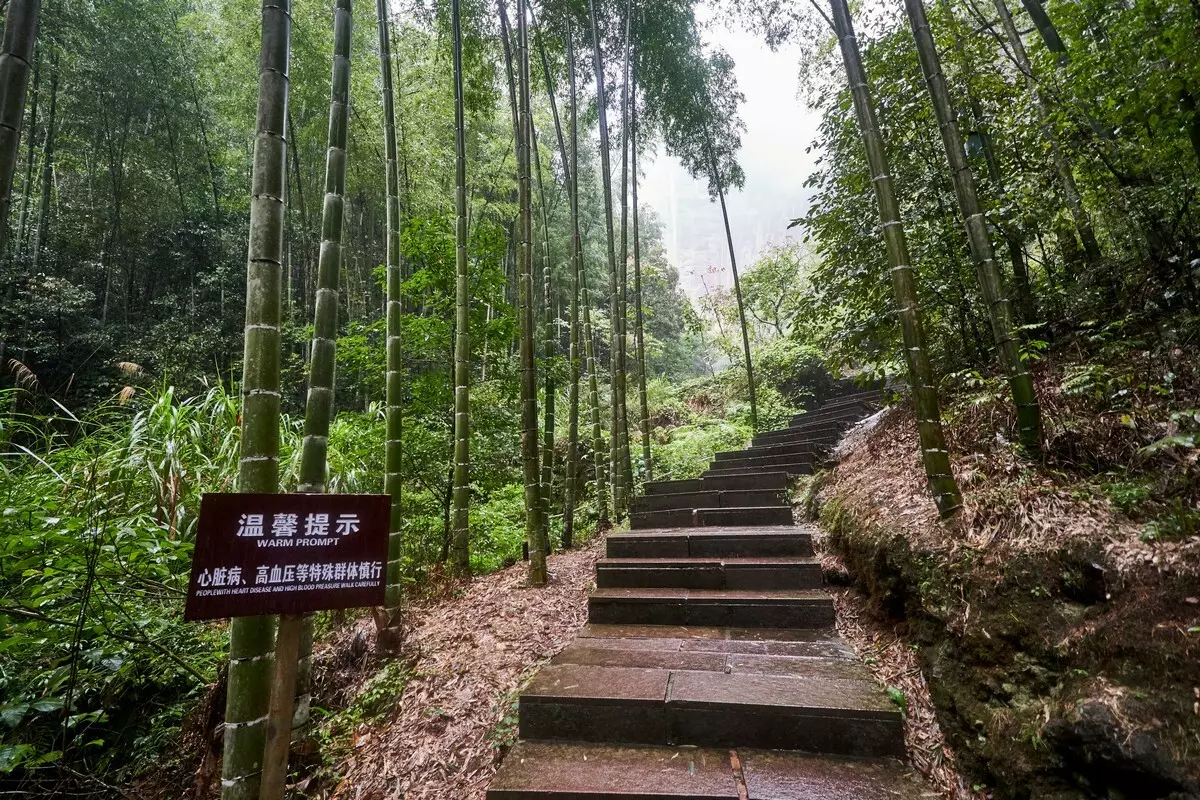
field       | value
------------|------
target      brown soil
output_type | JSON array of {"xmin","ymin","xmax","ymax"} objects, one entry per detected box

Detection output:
[{"xmin": 814, "ymin": 398, "xmax": 1200, "ymax": 800}]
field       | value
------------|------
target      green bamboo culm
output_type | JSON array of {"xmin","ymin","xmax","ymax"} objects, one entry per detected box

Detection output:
[
  {"xmin": 292, "ymin": 0, "xmax": 352, "ymax": 741},
  {"xmin": 532, "ymin": 122, "xmax": 556, "ymax": 550},
  {"xmin": 533, "ymin": 12, "xmax": 579, "ymax": 548},
  {"xmin": 516, "ymin": 0, "xmax": 546, "ymax": 584},
  {"xmin": 827, "ymin": 0, "xmax": 963, "ymax": 518},
  {"xmin": 703, "ymin": 123, "xmax": 757, "ymax": 433},
  {"xmin": 991, "ymin": 0, "xmax": 1101, "ymax": 270},
  {"xmin": 630, "ymin": 49, "xmax": 651, "ymax": 482},
  {"xmin": 28, "ymin": 53, "xmax": 53, "ymax": 271},
  {"xmin": 568, "ymin": 25, "xmax": 606, "ymax": 527},
  {"xmin": 449, "ymin": 0, "xmax": 471, "ymax": 576},
  {"xmin": 0, "ymin": 0, "xmax": 40, "ymax": 253},
  {"xmin": 588, "ymin": 0, "xmax": 628, "ymax": 521},
  {"xmin": 904, "ymin": 0, "xmax": 1042, "ymax": 454},
  {"xmin": 13, "ymin": 41, "xmax": 38, "ymax": 253},
  {"xmin": 564, "ymin": 23, "xmax": 583, "ymax": 547},
  {"xmin": 376, "ymin": 0, "xmax": 405, "ymax": 645},
  {"xmin": 220, "ymin": 3, "xmax": 291, "ymax": 799},
  {"xmin": 615, "ymin": 0, "xmax": 634, "ymax": 496}
]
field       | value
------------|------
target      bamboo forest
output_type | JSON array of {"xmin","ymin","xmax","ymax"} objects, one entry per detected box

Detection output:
[{"xmin": 0, "ymin": 0, "xmax": 1198, "ymax": 797}]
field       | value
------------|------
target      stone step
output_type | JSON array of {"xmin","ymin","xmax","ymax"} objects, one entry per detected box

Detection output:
[
  {"xmin": 630, "ymin": 488, "xmax": 787, "ymax": 513},
  {"xmin": 706, "ymin": 455, "xmax": 818, "ymax": 474},
  {"xmin": 630, "ymin": 506, "xmax": 794, "ymax": 530},
  {"xmin": 576, "ymin": 624, "xmax": 856, "ymax": 660},
  {"xmin": 517, "ymin": 663, "xmax": 903, "ymax": 756},
  {"xmin": 713, "ymin": 442, "xmax": 819, "ymax": 461},
  {"xmin": 486, "ymin": 741, "xmax": 738, "ymax": 799},
  {"xmin": 606, "ymin": 527, "xmax": 814, "ymax": 559},
  {"xmin": 643, "ymin": 471, "xmax": 792, "ymax": 495},
  {"xmin": 752, "ymin": 427, "xmax": 845, "ymax": 447},
  {"xmin": 788, "ymin": 405, "xmax": 872, "ymax": 429},
  {"xmin": 488, "ymin": 741, "xmax": 926, "ymax": 800},
  {"xmin": 596, "ymin": 556, "xmax": 822, "ymax": 590},
  {"xmin": 587, "ymin": 587, "xmax": 835, "ymax": 628},
  {"xmin": 553, "ymin": 635, "xmax": 867, "ymax": 678}
]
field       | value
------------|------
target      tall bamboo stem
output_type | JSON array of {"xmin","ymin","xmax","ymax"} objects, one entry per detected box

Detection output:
[
  {"xmin": 292, "ymin": 0, "xmax": 352, "ymax": 745},
  {"xmin": 630, "ymin": 50, "xmax": 651, "ymax": 481},
  {"xmin": 905, "ymin": 0, "xmax": 1042, "ymax": 453},
  {"xmin": 828, "ymin": 0, "xmax": 963, "ymax": 517},
  {"xmin": 517, "ymin": 0, "xmax": 546, "ymax": 583},
  {"xmin": 0, "ymin": 0, "xmax": 39, "ymax": 252},
  {"xmin": 588, "ymin": 0, "xmax": 628, "ymax": 520},
  {"xmin": 220, "ymin": 3, "xmax": 291, "ymax": 798},
  {"xmin": 449, "ymin": 0, "xmax": 472, "ymax": 576},
  {"xmin": 377, "ymin": 0, "xmax": 405, "ymax": 643}
]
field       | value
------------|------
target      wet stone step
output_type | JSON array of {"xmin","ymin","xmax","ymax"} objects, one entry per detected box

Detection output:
[
  {"xmin": 518, "ymin": 664, "xmax": 904, "ymax": 757},
  {"xmin": 630, "ymin": 506, "xmax": 794, "ymax": 530},
  {"xmin": 587, "ymin": 587, "xmax": 836, "ymax": 628},
  {"xmin": 595, "ymin": 556, "xmax": 822, "ymax": 590},
  {"xmin": 704, "ymin": 458, "xmax": 816, "ymax": 476},
  {"xmin": 577, "ymin": 624, "xmax": 857, "ymax": 660},
  {"xmin": 752, "ymin": 429, "xmax": 845, "ymax": 446},
  {"xmin": 630, "ymin": 488, "xmax": 788, "ymax": 513},
  {"xmin": 486, "ymin": 741, "xmax": 739, "ymax": 799},
  {"xmin": 641, "ymin": 472, "xmax": 793, "ymax": 495},
  {"xmin": 606, "ymin": 528, "xmax": 814, "ymax": 558},
  {"xmin": 740, "ymin": 749, "xmax": 928, "ymax": 799},
  {"xmin": 487, "ymin": 742, "xmax": 925, "ymax": 800},
  {"xmin": 714, "ymin": 444, "xmax": 819, "ymax": 461},
  {"xmin": 552, "ymin": 640, "xmax": 872, "ymax": 682}
]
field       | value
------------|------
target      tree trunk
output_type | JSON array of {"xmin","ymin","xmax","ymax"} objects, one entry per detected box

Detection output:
[
  {"xmin": 828, "ymin": 0, "xmax": 963, "ymax": 517},
  {"xmin": 630, "ymin": 51, "xmax": 652, "ymax": 481},
  {"xmin": 376, "ymin": 0, "xmax": 405, "ymax": 647},
  {"xmin": 516, "ymin": 0, "xmax": 546, "ymax": 584},
  {"xmin": 292, "ymin": 0, "xmax": 352, "ymax": 745},
  {"xmin": 905, "ymin": 0, "xmax": 1042, "ymax": 454},
  {"xmin": 450, "ymin": 0, "xmax": 471, "ymax": 577},
  {"xmin": 220, "ymin": 3, "xmax": 290, "ymax": 799},
  {"xmin": 0, "ymin": 0, "xmax": 39, "ymax": 253},
  {"xmin": 588, "ymin": 0, "xmax": 628, "ymax": 520}
]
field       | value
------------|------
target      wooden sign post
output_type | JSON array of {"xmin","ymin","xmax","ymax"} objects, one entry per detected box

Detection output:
[{"xmin": 186, "ymin": 493, "xmax": 390, "ymax": 799}]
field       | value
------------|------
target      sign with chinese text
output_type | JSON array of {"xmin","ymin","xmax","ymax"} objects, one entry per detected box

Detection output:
[{"xmin": 184, "ymin": 493, "xmax": 390, "ymax": 621}]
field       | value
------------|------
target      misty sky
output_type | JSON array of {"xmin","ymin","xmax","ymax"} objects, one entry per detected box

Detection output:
[{"xmin": 640, "ymin": 11, "xmax": 821, "ymax": 299}]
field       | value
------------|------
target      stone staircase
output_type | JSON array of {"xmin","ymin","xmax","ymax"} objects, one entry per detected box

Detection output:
[{"xmin": 487, "ymin": 390, "xmax": 927, "ymax": 799}]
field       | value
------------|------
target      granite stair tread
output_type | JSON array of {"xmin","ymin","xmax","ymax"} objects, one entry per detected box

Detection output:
[{"xmin": 487, "ymin": 741, "xmax": 925, "ymax": 800}]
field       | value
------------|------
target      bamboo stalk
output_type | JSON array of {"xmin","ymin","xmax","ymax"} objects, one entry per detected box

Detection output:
[
  {"xmin": 828, "ymin": 0, "xmax": 963, "ymax": 517},
  {"xmin": 905, "ymin": 0, "xmax": 1042, "ymax": 453},
  {"xmin": 630, "ymin": 48, "xmax": 652, "ymax": 481},
  {"xmin": 0, "ymin": 0, "xmax": 39, "ymax": 253},
  {"xmin": 450, "ymin": 0, "xmax": 471, "ymax": 576},
  {"xmin": 517, "ymin": 0, "xmax": 546, "ymax": 584},
  {"xmin": 588, "ymin": 0, "xmax": 627, "ymax": 520},
  {"xmin": 377, "ymin": 0, "xmax": 405, "ymax": 644},
  {"xmin": 292, "ymin": 0, "xmax": 353, "ymax": 746},
  {"xmin": 221, "ymin": 3, "xmax": 291, "ymax": 798}
]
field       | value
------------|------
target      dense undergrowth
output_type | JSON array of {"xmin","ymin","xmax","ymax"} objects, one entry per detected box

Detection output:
[
  {"xmin": 0, "ymin": 365, "xmax": 785, "ymax": 793},
  {"xmin": 809, "ymin": 317, "xmax": 1200, "ymax": 800}
]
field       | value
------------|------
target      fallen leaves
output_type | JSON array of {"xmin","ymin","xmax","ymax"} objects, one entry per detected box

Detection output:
[{"xmin": 327, "ymin": 536, "xmax": 603, "ymax": 800}]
